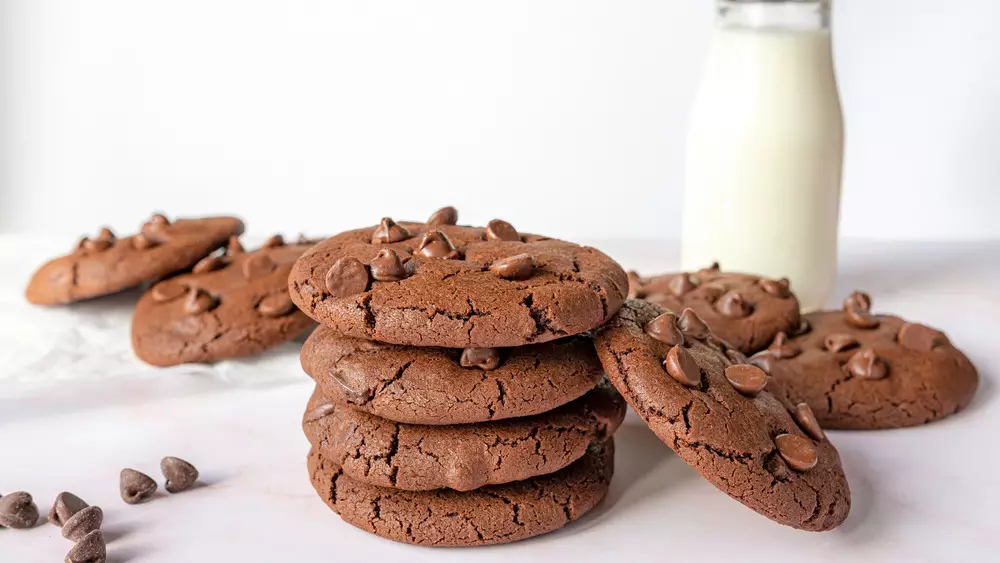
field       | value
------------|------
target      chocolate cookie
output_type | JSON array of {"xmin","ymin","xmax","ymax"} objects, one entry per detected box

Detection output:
[
  {"xmin": 302, "ymin": 381, "xmax": 623, "ymax": 491},
  {"xmin": 131, "ymin": 236, "xmax": 315, "ymax": 366},
  {"xmin": 759, "ymin": 292, "xmax": 979, "ymax": 430},
  {"xmin": 300, "ymin": 325, "xmax": 605, "ymax": 425},
  {"xmin": 307, "ymin": 439, "xmax": 614, "ymax": 546},
  {"xmin": 288, "ymin": 211, "xmax": 628, "ymax": 348},
  {"xmin": 593, "ymin": 300, "xmax": 850, "ymax": 531},
  {"xmin": 632, "ymin": 264, "xmax": 801, "ymax": 355},
  {"xmin": 25, "ymin": 214, "xmax": 244, "ymax": 305}
]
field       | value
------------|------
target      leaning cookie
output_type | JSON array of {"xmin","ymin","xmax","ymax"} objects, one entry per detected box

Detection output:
[
  {"xmin": 131, "ymin": 236, "xmax": 315, "ymax": 366},
  {"xmin": 593, "ymin": 300, "xmax": 850, "ymax": 532},
  {"xmin": 631, "ymin": 264, "xmax": 801, "ymax": 355},
  {"xmin": 25, "ymin": 213, "xmax": 244, "ymax": 305},
  {"xmin": 757, "ymin": 291, "xmax": 979, "ymax": 430}
]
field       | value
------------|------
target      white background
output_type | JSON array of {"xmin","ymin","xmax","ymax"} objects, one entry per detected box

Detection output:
[{"xmin": 2, "ymin": 0, "xmax": 999, "ymax": 241}]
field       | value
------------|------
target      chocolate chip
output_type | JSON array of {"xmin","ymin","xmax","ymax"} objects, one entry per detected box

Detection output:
[
  {"xmin": 328, "ymin": 369, "xmax": 373, "ymax": 404},
  {"xmin": 192, "ymin": 254, "xmax": 227, "ymax": 274},
  {"xmin": 664, "ymin": 345, "xmax": 701, "ymax": 387},
  {"xmin": 748, "ymin": 352, "xmax": 773, "ymax": 374},
  {"xmin": 372, "ymin": 217, "xmax": 410, "ymax": 244},
  {"xmin": 843, "ymin": 291, "xmax": 872, "ymax": 312},
  {"xmin": 667, "ymin": 274, "xmax": 696, "ymax": 297},
  {"xmin": 793, "ymin": 403, "xmax": 826, "ymax": 441},
  {"xmin": 162, "ymin": 457, "xmax": 199, "ymax": 493},
  {"xmin": 724, "ymin": 364, "xmax": 768, "ymax": 397},
  {"xmin": 242, "ymin": 254, "xmax": 277, "ymax": 280},
  {"xmin": 303, "ymin": 403, "xmax": 335, "ymax": 423},
  {"xmin": 486, "ymin": 219, "xmax": 520, "ymax": 242},
  {"xmin": 759, "ymin": 277, "xmax": 791, "ymax": 298},
  {"xmin": 416, "ymin": 230, "xmax": 461, "ymax": 259},
  {"xmin": 120, "ymin": 469, "xmax": 157, "ymax": 504},
  {"xmin": 65, "ymin": 530, "xmax": 106, "ymax": 563},
  {"xmin": 768, "ymin": 332, "xmax": 801, "ymax": 359},
  {"xmin": 148, "ymin": 213, "xmax": 170, "ymax": 228},
  {"xmin": 845, "ymin": 305, "xmax": 880, "ymax": 329},
  {"xmin": 325, "ymin": 257, "xmax": 370, "ymax": 297},
  {"xmin": 716, "ymin": 290, "xmax": 752, "ymax": 318},
  {"xmin": 824, "ymin": 333, "xmax": 859, "ymax": 353},
  {"xmin": 427, "ymin": 206, "xmax": 458, "ymax": 227},
  {"xmin": 262, "ymin": 234, "xmax": 284, "ymax": 248},
  {"xmin": 0, "ymin": 492, "xmax": 39, "ymax": 529},
  {"xmin": 775, "ymin": 434, "xmax": 818, "ymax": 472},
  {"xmin": 677, "ymin": 308, "xmax": 712, "ymax": 340},
  {"xmin": 626, "ymin": 271, "xmax": 642, "ymax": 299},
  {"xmin": 257, "ymin": 293, "xmax": 296, "ymax": 317},
  {"xmin": 48, "ymin": 492, "xmax": 88, "ymax": 527},
  {"xmin": 227, "ymin": 236, "xmax": 245, "ymax": 255},
  {"xmin": 644, "ymin": 313, "xmax": 684, "ymax": 346},
  {"xmin": 490, "ymin": 254, "xmax": 535, "ymax": 280},
  {"xmin": 184, "ymin": 288, "xmax": 218, "ymax": 315},
  {"xmin": 131, "ymin": 233, "xmax": 157, "ymax": 250},
  {"xmin": 460, "ymin": 347, "xmax": 501, "ymax": 370},
  {"xmin": 847, "ymin": 348, "xmax": 887, "ymax": 380},
  {"xmin": 81, "ymin": 236, "xmax": 114, "ymax": 253},
  {"xmin": 898, "ymin": 322, "xmax": 948, "ymax": 351},
  {"xmin": 151, "ymin": 281, "xmax": 188, "ymax": 303},
  {"xmin": 370, "ymin": 248, "xmax": 408, "ymax": 281},
  {"xmin": 61, "ymin": 506, "xmax": 103, "ymax": 541}
]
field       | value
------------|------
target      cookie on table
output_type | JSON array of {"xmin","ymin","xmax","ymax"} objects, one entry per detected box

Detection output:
[
  {"xmin": 593, "ymin": 299, "xmax": 850, "ymax": 531},
  {"xmin": 25, "ymin": 213, "xmax": 244, "ymax": 305},
  {"xmin": 288, "ymin": 207, "xmax": 629, "ymax": 348},
  {"xmin": 302, "ymin": 381, "xmax": 623, "ymax": 491},
  {"xmin": 307, "ymin": 439, "xmax": 614, "ymax": 546},
  {"xmin": 758, "ymin": 291, "xmax": 979, "ymax": 430},
  {"xmin": 131, "ymin": 236, "xmax": 316, "ymax": 366},
  {"xmin": 300, "ymin": 325, "xmax": 605, "ymax": 425},
  {"xmin": 632, "ymin": 264, "xmax": 801, "ymax": 355}
]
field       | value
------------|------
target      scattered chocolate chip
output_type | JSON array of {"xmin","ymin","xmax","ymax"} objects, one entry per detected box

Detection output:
[
  {"xmin": 148, "ymin": 213, "xmax": 170, "ymax": 228},
  {"xmin": 667, "ymin": 274, "xmax": 696, "ymax": 297},
  {"xmin": 257, "ymin": 293, "xmax": 296, "ymax": 317},
  {"xmin": 847, "ymin": 348, "xmax": 887, "ymax": 380},
  {"xmin": 0, "ymin": 492, "xmax": 39, "ymax": 529},
  {"xmin": 151, "ymin": 281, "xmax": 188, "ymax": 303},
  {"xmin": 490, "ymin": 254, "xmax": 535, "ymax": 280},
  {"xmin": 759, "ymin": 277, "xmax": 791, "ymax": 298},
  {"xmin": 626, "ymin": 271, "xmax": 642, "ymax": 299},
  {"xmin": 120, "ymin": 469, "xmax": 157, "ymax": 504},
  {"xmin": 699, "ymin": 262, "xmax": 721, "ymax": 274},
  {"xmin": 227, "ymin": 236, "xmax": 245, "ymax": 255},
  {"xmin": 768, "ymin": 332, "xmax": 801, "ymax": 359},
  {"xmin": 898, "ymin": 322, "xmax": 948, "ymax": 351},
  {"xmin": 65, "ymin": 529, "xmax": 106, "ymax": 563},
  {"xmin": 184, "ymin": 288, "xmax": 218, "ymax": 315},
  {"xmin": 372, "ymin": 217, "xmax": 410, "ymax": 244},
  {"xmin": 644, "ymin": 313, "xmax": 684, "ymax": 346},
  {"xmin": 303, "ymin": 402, "xmax": 335, "ymax": 423},
  {"xmin": 716, "ymin": 290, "xmax": 752, "ymax": 318},
  {"xmin": 262, "ymin": 234, "xmax": 284, "ymax": 248},
  {"xmin": 793, "ymin": 403, "xmax": 826, "ymax": 441},
  {"xmin": 724, "ymin": 364, "xmax": 768, "ymax": 397},
  {"xmin": 824, "ymin": 333, "xmax": 859, "ymax": 353},
  {"xmin": 775, "ymin": 434, "xmax": 818, "ymax": 472},
  {"xmin": 459, "ymin": 347, "xmax": 501, "ymax": 370},
  {"xmin": 663, "ymin": 345, "xmax": 701, "ymax": 387},
  {"xmin": 764, "ymin": 452, "xmax": 791, "ymax": 481},
  {"xmin": 748, "ymin": 352, "xmax": 773, "ymax": 374},
  {"xmin": 61, "ymin": 506, "xmax": 103, "ymax": 542},
  {"xmin": 48, "ymin": 492, "xmax": 88, "ymax": 527},
  {"xmin": 81, "ymin": 236, "xmax": 113, "ymax": 253},
  {"xmin": 162, "ymin": 457, "xmax": 199, "ymax": 493},
  {"xmin": 486, "ymin": 219, "xmax": 520, "ymax": 242},
  {"xmin": 328, "ymin": 369, "xmax": 373, "ymax": 404},
  {"xmin": 192, "ymin": 254, "xmax": 226, "ymax": 274},
  {"xmin": 677, "ymin": 308, "xmax": 712, "ymax": 340},
  {"xmin": 427, "ymin": 206, "xmax": 458, "ymax": 227},
  {"xmin": 845, "ymin": 305, "xmax": 880, "ymax": 329},
  {"xmin": 131, "ymin": 233, "xmax": 157, "ymax": 250},
  {"xmin": 325, "ymin": 257, "xmax": 370, "ymax": 297},
  {"xmin": 416, "ymin": 230, "xmax": 460, "ymax": 259},
  {"xmin": 370, "ymin": 248, "xmax": 408, "ymax": 282},
  {"xmin": 242, "ymin": 254, "xmax": 277, "ymax": 280},
  {"xmin": 843, "ymin": 291, "xmax": 872, "ymax": 312}
]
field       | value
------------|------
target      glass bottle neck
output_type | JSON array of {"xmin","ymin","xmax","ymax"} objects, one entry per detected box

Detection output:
[{"xmin": 717, "ymin": 1, "xmax": 831, "ymax": 31}]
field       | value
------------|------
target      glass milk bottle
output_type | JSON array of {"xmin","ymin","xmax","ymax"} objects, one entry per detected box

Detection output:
[{"xmin": 681, "ymin": 0, "xmax": 844, "ymax": 311}]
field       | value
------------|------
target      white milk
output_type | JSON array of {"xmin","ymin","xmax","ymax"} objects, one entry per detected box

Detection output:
[{"xmin": 682, "ymin": 4, "xmax": 843, "ymax": 311}]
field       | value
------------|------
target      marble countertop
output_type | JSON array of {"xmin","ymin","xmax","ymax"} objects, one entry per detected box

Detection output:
[{"xmin": 1, "ymin": 235, "xmax": 997, "ymax": 562}]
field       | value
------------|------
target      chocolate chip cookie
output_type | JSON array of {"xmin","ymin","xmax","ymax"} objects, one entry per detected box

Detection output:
[
  {"xmin": 302, "ymin": 381, "xmax": 623, "ymax": 491},
  {"xmin": 25, "ymin": 214, "xmax": 245, "ymax": 305},
  {"xmin": 593, "ymin": 299, "xmax": 850, "ymax": 531},
  {"xmin": 288, "ymin": 211, "xmax": 628, "ymax": 348},
  {"xmin": 632, "ymin": 264, "xmax": 801, "ymax": 355},
  {"xmin": 307, "ymin": 439, "xmax": 614, "ymax": 546},
  {"xmin": 131, "ymin": 236, "xmax": 315, "ymax": 366},
  {"xmin": 300, "ymin": 325, "xmax": 605, "ymax": 425},
  {"xmin": 759, "ymin": 291, "xmax": 979, "ymax": 430}
]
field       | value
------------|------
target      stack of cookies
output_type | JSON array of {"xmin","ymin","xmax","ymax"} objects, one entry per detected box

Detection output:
[{"xmin": 287, "ymin": 208, "xmax": 631, "ymax": 546}]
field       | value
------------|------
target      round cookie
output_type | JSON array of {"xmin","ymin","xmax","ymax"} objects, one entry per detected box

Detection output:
[
  {"xmin": 307, "ymin": 440, "xmax": 614, "ymax": 546},
  {"xmin": 288, "ymin": 209, "xmax": 628, "ymax": 348},
  {"xmin": 632, "ymin": 264, "xmax": 801, "ymax": 355},
  {"xmin": 26, "ymin": 213, "xmax": 244, "ymax": 305},
  {"xmin": 302, "ymin": 381, "xmax": 624, "ymax": 491},
  {"xmin": 301, "ymin": 325, "xmax": 605, "ymax": 425},
  {"xmin": 758, "ymin": 291, "xmax": 979, "ymax": 430},
  {"xmin": 593, "ymin": 299, "xmax": 851, "ymax": 532},
  {"xmin": 131, "ymin": 236, "xmax": 316, "ymax": 366}
]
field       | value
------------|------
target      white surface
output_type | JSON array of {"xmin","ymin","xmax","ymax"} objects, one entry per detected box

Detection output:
[
  {"xmin": 3, "ymin": 0, "xmax": 1000, "ymax": 241},
  {"xmin": 1, "ymin": 235, "xmax": 998, "ymax": 562}
]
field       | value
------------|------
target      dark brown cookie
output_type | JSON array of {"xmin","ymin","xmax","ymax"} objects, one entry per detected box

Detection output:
[
  {"xmin": 302, "ymin": 381, "xmax": 623, "ymax": 491},
  {"xmin": 131, "ymin": 237, "xmax": 315, "ymax": 366},
  {"xmin": 25, "ymin": 214, "xmax": 244, "ymax": 305},
  {"xmin": 759, "ymin": 292, "xmax": 979, "ymax": 430},
  {"xmin": 307, "ymin": 439, "xmax": 614, "ymax": 546},
  {"xmin": 300, "ymin": 325, "xmax": 605, "ymax": 425},
  {"xmin": 593, "ymin": 300, "xmax": 850, "ymax": 531},
  {"xmin": 288, "ymin": 214, "xmax": 628, "ymax": 348},
  {"xmin": 633, "ymin": 265, "xmax": 801, "ymax": 355}
]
